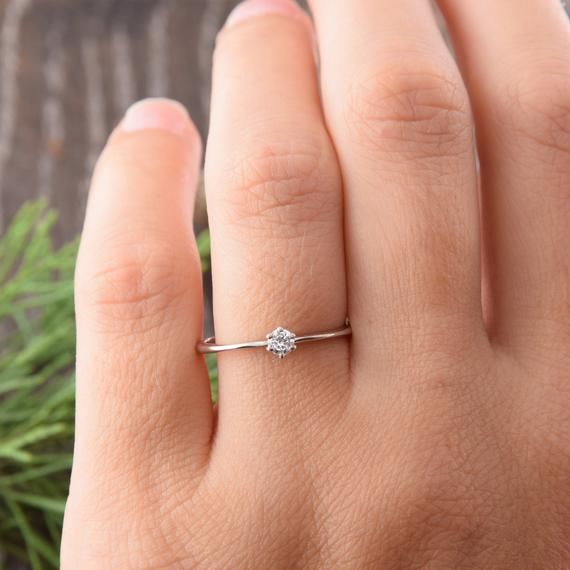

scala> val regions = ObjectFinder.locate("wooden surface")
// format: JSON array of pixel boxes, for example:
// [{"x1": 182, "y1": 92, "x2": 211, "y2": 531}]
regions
[{"x1": 0, "y1": 0, "x2": 249, "y2": 244}]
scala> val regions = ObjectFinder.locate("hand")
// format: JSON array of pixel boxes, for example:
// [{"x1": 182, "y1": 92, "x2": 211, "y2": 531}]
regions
[{"x1": 61, "y1": 0, "x2": 570, "y2": 567}]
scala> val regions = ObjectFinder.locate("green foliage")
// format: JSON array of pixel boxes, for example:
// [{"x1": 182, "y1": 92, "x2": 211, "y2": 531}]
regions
[{"x1": 0, "y1": 201, "x2": 215, "y2": 569}]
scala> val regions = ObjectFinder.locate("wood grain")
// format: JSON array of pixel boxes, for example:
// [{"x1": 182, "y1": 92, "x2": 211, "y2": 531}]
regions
[{"x1": 0, "y1": 0, "x2": 241, "y2": 244}]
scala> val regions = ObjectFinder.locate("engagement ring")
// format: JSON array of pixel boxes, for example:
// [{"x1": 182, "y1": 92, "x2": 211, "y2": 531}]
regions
[{"x1": 197, "y1": 319, "x2": 351, "y2": 359}]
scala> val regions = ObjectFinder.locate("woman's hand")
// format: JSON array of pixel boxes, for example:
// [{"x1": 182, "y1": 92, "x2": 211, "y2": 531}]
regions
[{"x1": 61, "y1": 0, "x2": 570, "y2": 567}]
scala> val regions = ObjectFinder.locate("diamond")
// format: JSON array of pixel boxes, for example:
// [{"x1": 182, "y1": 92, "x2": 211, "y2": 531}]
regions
[{"x1": 266, "y1": 327, "x2": 296, "y2": 359}]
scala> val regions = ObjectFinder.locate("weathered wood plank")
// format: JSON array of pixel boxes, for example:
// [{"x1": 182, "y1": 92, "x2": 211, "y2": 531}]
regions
[{"x1": 0, "y1": 0, "x2": 238, "y2": 243}]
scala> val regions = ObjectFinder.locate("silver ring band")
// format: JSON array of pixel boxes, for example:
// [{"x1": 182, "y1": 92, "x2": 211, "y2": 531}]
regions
[{"x1": 197, "y1": 318, "x2": 351, "y2": 359}]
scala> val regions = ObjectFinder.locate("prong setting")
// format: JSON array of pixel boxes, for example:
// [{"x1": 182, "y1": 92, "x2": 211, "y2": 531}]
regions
[{"x1": 266, "y1": 326, "x2": 296, "y2": 359}]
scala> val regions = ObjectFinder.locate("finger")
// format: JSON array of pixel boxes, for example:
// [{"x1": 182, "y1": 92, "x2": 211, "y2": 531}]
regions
[
  {"x1": 71, "y1": 99, "x2": 212, "y2": 503},
  {"x1": 309, "y1": 0, "x2": 485, "y2": 382},
  {"x1": 435, "y1": 0, "x2": 570, "y2": 347},
  {"x1": 205, "y1": 0, "x2": 349, "y2": 446}
]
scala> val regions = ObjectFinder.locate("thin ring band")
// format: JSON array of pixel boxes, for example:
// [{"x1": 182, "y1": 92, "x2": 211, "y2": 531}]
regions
[{"x1": 197, "y1": 319, "x2": 351, "y2": 359}]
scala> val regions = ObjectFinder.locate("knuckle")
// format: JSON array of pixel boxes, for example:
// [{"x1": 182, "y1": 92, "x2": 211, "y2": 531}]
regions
[
  {"x1": 387, "y1": 488, "x2": 502, "y2": 566},
  {"x1": 76, "y1": 234, "x2": 197, "y2": 333},
  {"x1": 372, "y1": 424, "x2": 514, "y2": 566},
  {"x1": 496, "y1": 62, "x2": 570, "y2": 159},
  {"x1": 63, "y1": 502, "x2": 191, "y2": 569},
  {"x1": 220, "y1": 131, "x2": 340, "y2": 236},
  {"x1": 344, "y1": 56, "x2": 472, "y2": 157},
  {"x1": 97, "y1": 125, "x2": 202, "y2": 191}
]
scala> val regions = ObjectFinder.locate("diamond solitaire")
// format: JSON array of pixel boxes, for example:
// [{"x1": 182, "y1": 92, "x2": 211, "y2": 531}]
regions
[
  {"x1": 266, "y1": 327, "x2": 296, "y2": 359},
  {"x1": 197, "y1": 319, "x2": 351, "y2": 357}
]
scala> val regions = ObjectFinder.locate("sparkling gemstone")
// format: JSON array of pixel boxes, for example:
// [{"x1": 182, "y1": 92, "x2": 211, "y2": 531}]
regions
[{"x1": 266, "y1": 327, "x2": 296, "y2": 359}]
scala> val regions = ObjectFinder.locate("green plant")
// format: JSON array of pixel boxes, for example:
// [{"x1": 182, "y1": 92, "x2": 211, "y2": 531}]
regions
[{"x1": 0, "y1": 201, "x2": 215, "y2": 569}]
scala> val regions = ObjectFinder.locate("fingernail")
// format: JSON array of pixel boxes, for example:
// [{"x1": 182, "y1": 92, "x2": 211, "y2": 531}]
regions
[
  {"x1": 122, "y1": 98, "x2": 190, "y2": 136},
  {"x1": 225, "y1": 0, "x2": 300, "y2": 28}
]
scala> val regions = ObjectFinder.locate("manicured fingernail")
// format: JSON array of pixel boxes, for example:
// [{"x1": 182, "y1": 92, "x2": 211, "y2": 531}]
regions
[
  {"x1": 122, "y1": 98, "x2": 190, "y2": 136},
  {"x1": 225, "y1": 0, "x2": 300, "y2": 28}
]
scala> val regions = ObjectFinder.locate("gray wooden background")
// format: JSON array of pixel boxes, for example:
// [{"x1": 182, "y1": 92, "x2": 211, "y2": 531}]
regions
[{"x1": 0, "y1": 0, "x2": 264, "y2": 244}]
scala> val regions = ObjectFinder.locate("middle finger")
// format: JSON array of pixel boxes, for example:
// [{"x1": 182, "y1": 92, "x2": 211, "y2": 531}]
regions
[{"x1": 310, "y1": 0, "x2": 486, "y2": 390}]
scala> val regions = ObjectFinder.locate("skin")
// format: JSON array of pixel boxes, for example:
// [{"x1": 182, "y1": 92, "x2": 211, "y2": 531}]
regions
[{"x1": 61, "y1": 0, "x2": 570, "y2": 567}]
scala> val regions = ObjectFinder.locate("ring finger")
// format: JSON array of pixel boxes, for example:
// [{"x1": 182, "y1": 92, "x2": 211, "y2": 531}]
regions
[{"x1": 205, "y1": 0, "x2": 349, "y2": 457}]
